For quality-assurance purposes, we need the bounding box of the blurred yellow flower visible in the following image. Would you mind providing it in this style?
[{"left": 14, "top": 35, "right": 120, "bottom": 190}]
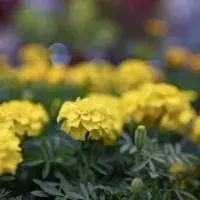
[
  {"left": 46, "top": 67, "right": 68, "bottom": 84},
  {"left": 57, "top": 97, "right": 116, "bottom": 141},
  {"left": 67, "top": 60, "right": 115, "bottom": 93},
  {"left": 169, "top": 163, "right": 195, "bottom": 175},
  {"left": 189, "top": 53, "right": 200, "bottom": 73},
  {"left": 0, "top": 55, "right": 15, "bottom": 80},
  {"left": 165, "top": 47, "right": 189, "bottom": 68},
  {"left": 144, "top": 19, "right": 167, "bottom": 37},
  {"left": 4, "top": 100, "right": 49, "bottom": 137},
  {"left": 18, "top": 44, "right": 49, "bottom": 66},
  {"left": 122, "top": 83, "right": 195, "bottom": 133},
  {"left": 0, "top": 128, "right": 22, "bottom": 175},
  {"left": 116, "top": 59, "right": 156, "bottom": 92},
  {"left": 87, "top": 93, "right": 124, "bottom": 144},
  {"left": 190, "top": 116, "right": 200, "bottom": 144},
  {"left": 17, "top": 64, "right": 48, "bottom": 83}
]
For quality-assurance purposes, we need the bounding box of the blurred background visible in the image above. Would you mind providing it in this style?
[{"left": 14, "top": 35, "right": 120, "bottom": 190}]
[{"left": 0, "top": 0, "right": 200, "bottom": 68}]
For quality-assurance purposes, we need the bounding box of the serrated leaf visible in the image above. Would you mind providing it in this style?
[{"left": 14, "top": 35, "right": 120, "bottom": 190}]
[
  {"left": 149, "top": 172, "right": 159, "bottom": 179},
  {"left": 0, "top": 175, "right": 15, "bottom": 181},
  {"left": 133, "top": 160, "right": 149, "bottom": 172},
  {"left": 80, "top": 183, "right": 89, "bottom": 199},
  {"left": 22, "top": 160, "right": 45, "bottom": 167},
  {"left": 149, "top": 160, "right": 155, "bottom": 172},
  {"left": 33, "top": 179, "right": 62, "bottom": 196},
  {"left": 129, "top": 146, "right": 137, "bottom": 154},
  {"left": 120, "top": 143, "right": 130, "bottom": 154},
  {"left": 87, "top": 182, "right": 97, "bottom": 199},
  {"left": 42, "top": 161, "right": 50, "bottom": 179},
  {"left": 153, "top": 157, "right": 167, "bottom": 165},
  {"left": 92, "top": 165, "right": 107, "bottom": 176},
  {"left": 67, "top": 191, "right": 85, "bottom": 200},
  {"left": 175, "top": 190, "right": 184, "bottom": 200},
  {"left": 179, "top": 190, "right": 198, "bottom": 200},
  {"left": 31, "top": 190, "right": 48, "bottom": 198}
]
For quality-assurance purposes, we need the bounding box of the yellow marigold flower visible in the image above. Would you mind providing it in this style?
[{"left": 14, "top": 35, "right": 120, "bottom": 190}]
[
  {"left": 18, "top": 44, "right": 49, "bottom": 66},
  {"left": 0, "top": 128, "right": 22, "bottom": 175},
  {"left": 169, "top": 163, "right": 195, "bottom": 175},
  {"left": 122, "top": 83, "right": 195, "bottom": 133},
  {"left": 0, "top": 55, "right": 15, "bottom": 80},
  {"left": 87, "top": 93, "right": 124, "bottom": 144},
  {"left": 116, "top": 59, "right": 156, "bottom": 92},
  {"left": 165, "top": 47, "right": 189, "bottom": 68},
  {"left": 57, "top": 98, "right": 116, "bottom": 141},
  {"left": 46, "top": 67, "right": 69, "bottom": 84},
  {"left": 0, "top": 104, "right": 14, "bottom": 131},
  {"left": 3, "top": 100, "right": 49, "bottom": 137},
  {"left": 144, "top": 19, "right": 167, "bottom": 37},
  {"left": 189, "top": 53, "right": 200, "bottom": 73},
  {"left": 190, "top": 116, "right": 200, "bottom": 144},
  {"left": 67, "top": 60, "right": 115, "bottom": 93},
  {"left": 181, "top": 90, "right": 198, "bottom": 103},
  {"left": 17, "top": 64, "right": 48, "bottom": 83}
]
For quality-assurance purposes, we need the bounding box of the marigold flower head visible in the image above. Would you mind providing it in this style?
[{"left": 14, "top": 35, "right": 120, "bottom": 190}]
[
  {"left": 46, "top": 67, "right": 69, "bottom": 84},
  {"left": 17, "top": 64, "right": 48, "bottom": 83},
  {"left": 169, "top": 163, "right": 195, "bottom": 175},
  {"left": 3, "top": 100, "right": 49, "bottom": 137},
  {"left": 0, "top": 128, "right": 22, "bottom": 175},
  {"left": 144, "top": 19, "right": 167, "bottom": 37},
  {"left": 57, "top": 97, "right": 116, "bottom": 141},
  {"left": 115, "top": 59, "right": 156, "bottom": 92},
  {"left": 87, "top": 93, "right": 124, "bottom": 144},
  {"left": 18, "top": 44, "right": 49, "bottom": 66},
  {"left": 165, "top": 47, "right": 189, "bottom": 68},
  {"left": 122, "top": 83, "right": 195, "bottom": 133},
  {"left": 0, "top": 104, "right": 14, "bottom": 131},
  {"left": 67, "top": 61, "right": 115, "bottom": 93}
]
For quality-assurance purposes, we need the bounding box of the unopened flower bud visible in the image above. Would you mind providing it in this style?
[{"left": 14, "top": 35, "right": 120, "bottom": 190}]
[
  {"left": 131, "top": 177, "right": 144, "bottom": 194},
  {"left": 135, "top": 125, "right": 146, "bottom": 150}
]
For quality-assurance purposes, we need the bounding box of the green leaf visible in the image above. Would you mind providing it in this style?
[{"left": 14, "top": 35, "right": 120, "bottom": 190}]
[
  {"left": 42, "top": 161, "right": 51, "bottom": 179},
  {"left": 67, "top": 191, "right": 85, "bottom": 200},
  {"left": 179, "top": 190, "right": 198, "bottom": 200},
  {"left": 33, "top": 179, "right": 62, "bottom": 196},
  {"left": 31, "top": 190, "right": 48, "bottom": 198},
  {"left": 22, "top": 160, "right": 45, "bottom": 167},
  {"left": 55, "top": 197, "right": 66, "bottom": 200},
  {"left": 149, "top": 160, "right": 155, "bottom": 172},
  {"left": 149, "top": 172, "right": 159, "bottom": 179},
  {"left": 92, "top": 165, "right": 107, "bottom": 176},
  {"left": 80, "top": 183, "right": 89, "bottom": 199},
  {"left": 133, "top": 160, "right": 149, "bottom": 172},
  {"left": 0, "top": 175, "right": 15, "bottom": 181},
  {"left": 175, "top": 190, "right": 184, "bottom": 200},
  {"left": 87, "top": 182, "right": 97, "bottom": 199}
]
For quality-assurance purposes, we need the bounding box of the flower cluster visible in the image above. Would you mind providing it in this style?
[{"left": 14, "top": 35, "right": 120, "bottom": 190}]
[
  {"left": 122, "top": 83, "right": 196, "bottom": 133},
  {"left": 190, "top": 116, "right": 200, "bottom": 144},
  {"left": 87, "top": 93, "right": 123, "bottom": 144},
  {"left": 0, "top": 105, "right": 22, "bottom": 175},
  {"left": 3, "top": 100, "right": 49, "bottom": 137},
  {"left": 115, "top": 59, "right": 156, "bottom": 92},
  {"left": 57, "top": 97, "right": 117, "bottom": 142},
  {"left": 0, "top": 128, "right": 22, "bottom": 175},
  {"left": 67, "top": 60, "right": 115, "bottom": 93}
]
